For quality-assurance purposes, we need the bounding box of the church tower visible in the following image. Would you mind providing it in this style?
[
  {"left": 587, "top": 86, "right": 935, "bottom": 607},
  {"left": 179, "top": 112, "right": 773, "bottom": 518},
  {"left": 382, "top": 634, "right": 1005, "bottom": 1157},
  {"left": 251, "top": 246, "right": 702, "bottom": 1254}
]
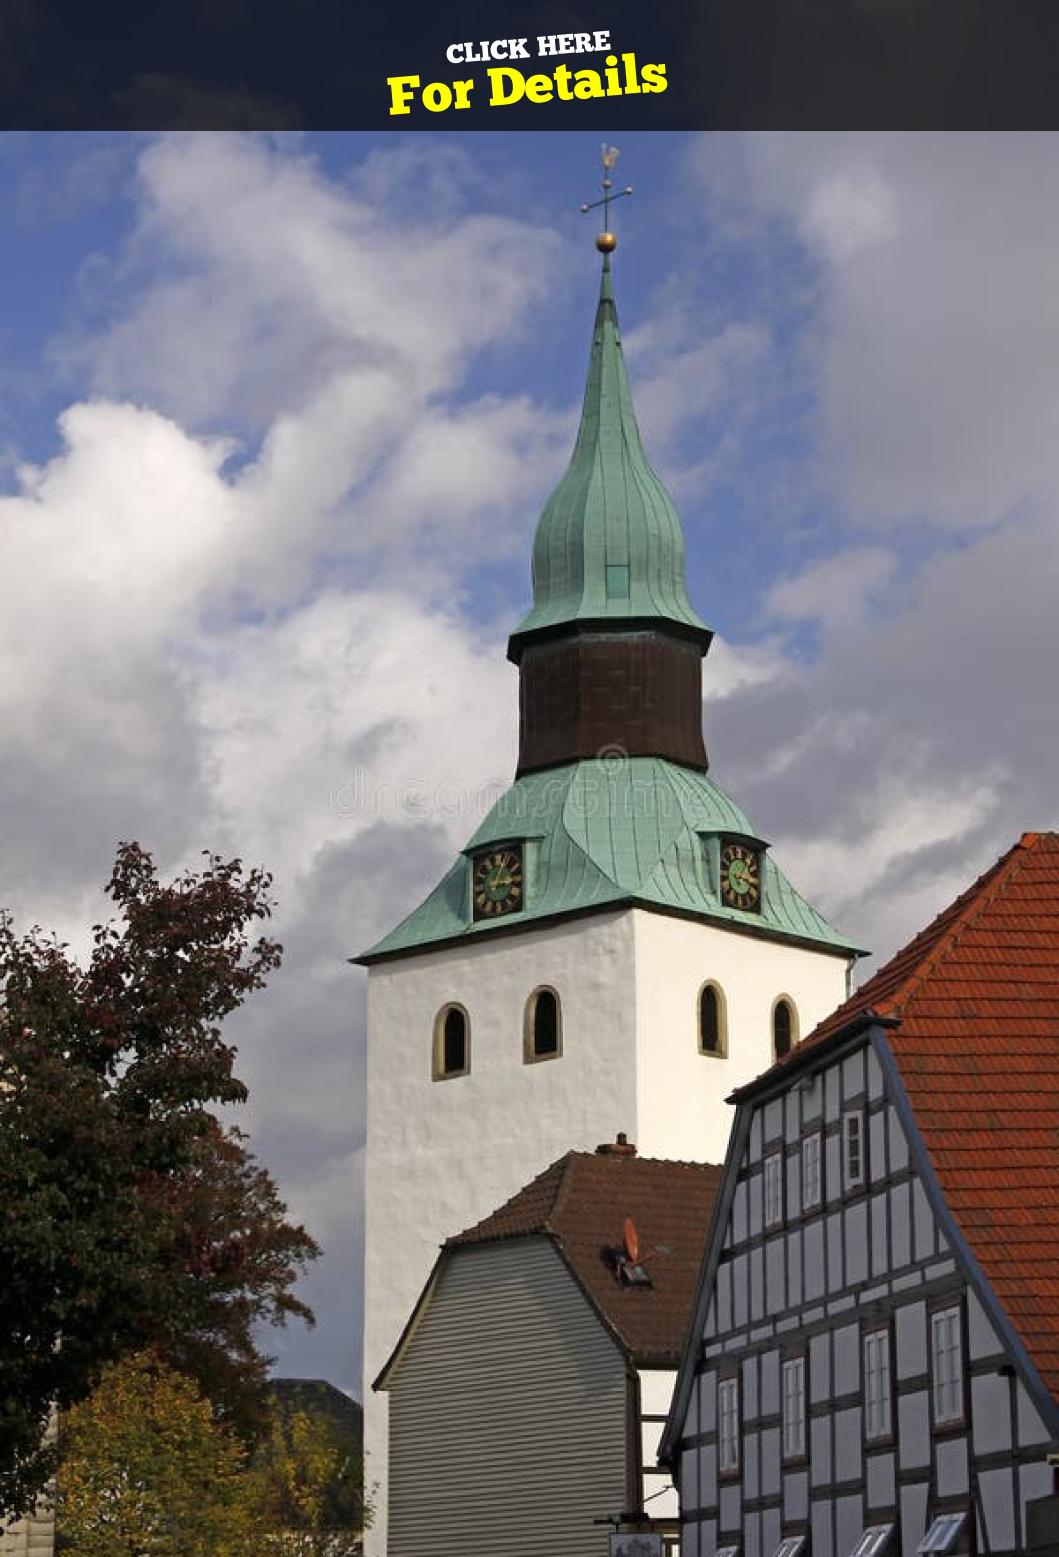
[{"left": 357, "top": 225, "right": 862, "bottom": 1551}]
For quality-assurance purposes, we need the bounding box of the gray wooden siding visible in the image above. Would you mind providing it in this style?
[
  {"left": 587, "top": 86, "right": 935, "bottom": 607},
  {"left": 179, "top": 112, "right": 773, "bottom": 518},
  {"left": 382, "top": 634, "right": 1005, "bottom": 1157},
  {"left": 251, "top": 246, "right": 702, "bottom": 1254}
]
[
  {"left": 387, "top": 1237, "right": 629, "bottom": 1556},
  {"left": 673, "top": 1039, "right": 1057, "bottom": 1557}
]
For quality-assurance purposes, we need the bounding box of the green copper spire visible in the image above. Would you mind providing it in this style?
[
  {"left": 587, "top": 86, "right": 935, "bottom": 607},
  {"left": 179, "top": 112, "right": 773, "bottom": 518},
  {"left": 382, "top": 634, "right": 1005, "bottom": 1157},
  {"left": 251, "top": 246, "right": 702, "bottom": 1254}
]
[{"left": 508, "top": 254, "right": 712, "bottom": 661}]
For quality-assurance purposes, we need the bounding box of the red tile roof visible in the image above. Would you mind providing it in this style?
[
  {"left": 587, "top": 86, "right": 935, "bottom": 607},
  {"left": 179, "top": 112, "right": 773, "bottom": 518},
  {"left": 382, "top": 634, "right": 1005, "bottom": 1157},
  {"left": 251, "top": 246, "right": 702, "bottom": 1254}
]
[
  {"left": 449, "top": 1147, "right": 723, "bottom": 1366},
  {"left": 742, "top": 831, "right": 1059, "bottom": 1402}
]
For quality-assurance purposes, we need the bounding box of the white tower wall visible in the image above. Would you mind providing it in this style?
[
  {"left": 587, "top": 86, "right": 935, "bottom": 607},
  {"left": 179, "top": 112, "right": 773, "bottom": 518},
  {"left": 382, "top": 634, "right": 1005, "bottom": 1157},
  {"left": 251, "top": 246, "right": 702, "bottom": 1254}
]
[{"left": 362, "top": 905, "right": 851, "bottom": 1552}]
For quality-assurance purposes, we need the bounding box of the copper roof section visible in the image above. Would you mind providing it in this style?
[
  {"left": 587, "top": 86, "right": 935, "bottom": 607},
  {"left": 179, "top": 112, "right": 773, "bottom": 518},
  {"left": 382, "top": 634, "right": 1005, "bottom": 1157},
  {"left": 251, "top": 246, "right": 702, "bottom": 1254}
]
[
  {"left": 449, "top": 1147, "right": 723, "bottom": 1366},
  {"left": 736, "top": 831, "right": 1059, "bottom": 1402}
]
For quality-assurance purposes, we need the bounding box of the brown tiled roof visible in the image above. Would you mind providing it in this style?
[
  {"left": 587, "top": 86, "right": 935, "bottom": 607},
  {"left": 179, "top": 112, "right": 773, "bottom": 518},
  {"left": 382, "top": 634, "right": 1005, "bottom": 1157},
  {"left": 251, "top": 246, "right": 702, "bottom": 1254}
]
[
  {"left": 449, "top": 1148, "right": 723, "bottom": 1366},
  {"left": 740, "top": 831, "right": 1059, "bottom": 1402}
]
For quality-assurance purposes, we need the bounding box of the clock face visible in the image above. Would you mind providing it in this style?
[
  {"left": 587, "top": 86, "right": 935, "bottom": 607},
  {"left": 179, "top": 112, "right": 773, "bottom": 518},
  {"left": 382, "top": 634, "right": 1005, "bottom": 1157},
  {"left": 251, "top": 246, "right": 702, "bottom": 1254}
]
[
  {"left": 719, "top": 841, "right": 762, "bottom": 913},
  {"left": 472, "top": 846, "right": 524, "bottom": 921}
]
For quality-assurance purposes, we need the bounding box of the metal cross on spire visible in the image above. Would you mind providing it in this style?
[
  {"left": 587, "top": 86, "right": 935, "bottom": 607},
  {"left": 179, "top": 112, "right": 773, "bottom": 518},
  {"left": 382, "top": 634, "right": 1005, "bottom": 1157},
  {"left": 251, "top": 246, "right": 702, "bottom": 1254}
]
[{"left": 580, "top": 144, "right": 634, "bottom": 253}]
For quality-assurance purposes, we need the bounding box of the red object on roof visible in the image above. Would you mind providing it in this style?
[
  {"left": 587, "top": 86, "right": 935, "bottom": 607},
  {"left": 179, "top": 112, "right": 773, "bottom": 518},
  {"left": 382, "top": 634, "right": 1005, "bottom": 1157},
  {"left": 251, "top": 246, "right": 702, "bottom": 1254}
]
[
  {"left": 741, "top": 831, "right": 1059, "bottom": 1401},
  {"left": 448, "top": 1148, "right": 722, "bottom": 1365}
]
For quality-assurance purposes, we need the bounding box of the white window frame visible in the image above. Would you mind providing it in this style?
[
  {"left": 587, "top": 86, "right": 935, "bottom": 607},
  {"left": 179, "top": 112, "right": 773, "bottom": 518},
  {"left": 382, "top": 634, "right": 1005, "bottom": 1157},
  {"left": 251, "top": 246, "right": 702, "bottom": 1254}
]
[
  {"left": 801, "top": 1130, "right": 822, "bottom": 1209},
  {"left": 851, "top": 1527, "right": 894, "bottom": 1557},
  {"left": 764, "top": 1152, "right": 785, "bottom": 1229},
  {"left": 864, "top": 1328, "right": 892, "bottom": 1440},
  {"left": 931, "top": 1306, "right": 964, "bottom": 1425},
  {"left": 781, "top": 1357, "right": 806, "bottom": 1460},
  {"left": 918, "top": 1513, "right": 968, "bottom": 1554},
  {"left": 843, "top": 1109, "right": 865, "bottom": 1190},
  {"left": 718, "top": 1377, "right": 740, "bottom": 1473}
]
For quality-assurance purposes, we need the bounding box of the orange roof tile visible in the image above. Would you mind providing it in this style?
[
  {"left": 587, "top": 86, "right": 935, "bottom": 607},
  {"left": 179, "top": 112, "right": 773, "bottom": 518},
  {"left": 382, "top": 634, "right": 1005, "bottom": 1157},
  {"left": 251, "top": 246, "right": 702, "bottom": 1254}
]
[
  {"left": 449, "top": 1146, "right": 723, "bottom": 1365},
  {"left": 741, "top": 831, "right": 1059, "bottom": 1402}
]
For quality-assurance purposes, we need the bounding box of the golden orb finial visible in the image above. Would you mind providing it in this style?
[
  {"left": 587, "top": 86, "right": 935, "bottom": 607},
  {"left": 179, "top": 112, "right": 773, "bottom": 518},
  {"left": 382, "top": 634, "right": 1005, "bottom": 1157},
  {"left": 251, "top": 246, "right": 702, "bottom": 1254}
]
[{"left": 580, "top": 146, "right": 633, "bottom": 254}]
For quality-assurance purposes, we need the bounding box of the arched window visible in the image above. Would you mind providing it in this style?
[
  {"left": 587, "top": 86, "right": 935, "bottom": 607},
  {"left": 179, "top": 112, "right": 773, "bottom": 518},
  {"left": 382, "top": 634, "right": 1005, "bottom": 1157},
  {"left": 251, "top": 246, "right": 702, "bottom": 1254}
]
[
  {"left": 698, "top": 982, "right": 727, "bottom": 1057},
  {"left": 433, "top": 1004, "right": 470, "bottom": 1080},
  {"left": 524, "top": 987, "right": 562, "bottom": 1063},
  {"left": 773, "top": 997, "right": 798, "bottom": 1061}
]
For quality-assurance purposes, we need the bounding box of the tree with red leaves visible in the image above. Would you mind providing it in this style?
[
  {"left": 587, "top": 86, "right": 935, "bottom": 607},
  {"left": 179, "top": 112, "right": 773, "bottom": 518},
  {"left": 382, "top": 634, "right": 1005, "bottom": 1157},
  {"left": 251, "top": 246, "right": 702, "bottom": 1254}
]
[{"left": 0, "top": 842, "right": 319, "bottom": 1519}]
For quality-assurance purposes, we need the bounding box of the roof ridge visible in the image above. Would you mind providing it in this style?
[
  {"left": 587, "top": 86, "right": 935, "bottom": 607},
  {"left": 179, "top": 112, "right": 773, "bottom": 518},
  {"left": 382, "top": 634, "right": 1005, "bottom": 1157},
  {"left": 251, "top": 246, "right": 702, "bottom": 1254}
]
[
  {"left": 544, "top": 1151, "right": 580, "bottom": 1233},
  {"left": 878, "top": 836, "right": 1035, "bottom": 1018}
]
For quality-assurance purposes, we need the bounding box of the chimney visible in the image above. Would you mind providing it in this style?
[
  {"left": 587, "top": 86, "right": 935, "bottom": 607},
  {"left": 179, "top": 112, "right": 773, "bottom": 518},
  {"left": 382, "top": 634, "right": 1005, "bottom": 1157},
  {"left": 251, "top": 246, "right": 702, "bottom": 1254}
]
[{"left": 596, "top": 1132, "right": 636, "bottom": 1157}]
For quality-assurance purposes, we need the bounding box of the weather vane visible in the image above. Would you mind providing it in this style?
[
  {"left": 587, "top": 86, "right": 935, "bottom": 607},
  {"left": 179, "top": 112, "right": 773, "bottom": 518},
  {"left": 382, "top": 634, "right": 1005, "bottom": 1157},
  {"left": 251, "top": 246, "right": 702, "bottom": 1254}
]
[{"left": 580, "top": 144, "right": 634, "bottom": 253}]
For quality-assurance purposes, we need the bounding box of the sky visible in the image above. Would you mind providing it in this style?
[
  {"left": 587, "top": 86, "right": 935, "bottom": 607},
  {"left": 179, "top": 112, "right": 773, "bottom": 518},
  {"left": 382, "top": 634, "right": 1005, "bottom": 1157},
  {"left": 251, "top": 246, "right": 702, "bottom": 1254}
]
[{"left": 2, "top": 130, "right": 1058, "bottom": 1398}]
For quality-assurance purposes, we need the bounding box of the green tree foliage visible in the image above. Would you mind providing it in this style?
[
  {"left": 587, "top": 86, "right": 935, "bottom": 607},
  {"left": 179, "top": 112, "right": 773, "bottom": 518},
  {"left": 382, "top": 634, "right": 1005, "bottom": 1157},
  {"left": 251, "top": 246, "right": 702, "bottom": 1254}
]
[
  {"left": 0, "top": 843, "right": 320, "bottom": 1518},
  {"left": 256, "top": 1404, "right": 368, "bottom": 1554},
  {"left": 57, "top": 1351, "right": 266, "bottom": 1557}
]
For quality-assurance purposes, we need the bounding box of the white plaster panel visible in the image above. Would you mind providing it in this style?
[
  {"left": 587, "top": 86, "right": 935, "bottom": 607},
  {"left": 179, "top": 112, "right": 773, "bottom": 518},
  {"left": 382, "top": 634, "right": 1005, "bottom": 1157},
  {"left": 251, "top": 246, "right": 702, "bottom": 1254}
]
[
  {"left": 912, "top": 1180, "right": 935, "bottom": 1263},
  {"left": 761, "top": 1504, "right": 782, "bottom": 1557},
  {"left": 835, "top": 1407, "right": 862, "bottom": 1482},
  {"left": 890, "top": 1183, "right": 911, "bottom": 1272},
  {"left": 936, "top": 1436, "right": 968, "bottom": 1498},
  {"left": 842, "top": 1052, "right": 865, "bottom": 1103},
  {"left": 760, "top": 1426, "right": 781, "bottom": 1497},
  {"left": 845, "top": 1201, "right": 869, "bottom": 1287},
  {"left": 750, "top": 1113, "right": 763, "bottom": 1163},
  {"left": 742, "top": 1354, "right": 760, "bottom": 1422},
  {"left": 744, "top": 1509, "right": 761, "bottom": 1557},
  {"left": 743, "top": 1431, "right": 760, "bottom": 1500},
  {"left": 786, "top": 1151, "right": 802, "bottom": 1221},
  {"left": 837, "top": 1496, "right": 864, "bottom": 1557},
  {"left": 766, "top": 1238, "right": 785, "bottom": 1316},
  {"left": 640, "top": 1368, "right": 677, "bottom": 1417},
  {"left": 751, "top": 1246, "right": 765, "bottom": 1323},
  {"left": 825, "top": 1066, "right": 841, "bottom": 1124},
  {"left": 900, "top": 1482, "right": 929, "bottom": 1557},
  {"left": 867, "top": 1047, "right": 884, "bottom": 1101},
  {"left": 720, "top": 1484, "right": 741, "bottom": 1533},
  {"left": 750, "top": 1171, "right": 764, "bottom": 1238},
  {"left": 733, "top": 1180, "right": 749, "bottom": 1244},
  {"left": 788, "top": 1230, "right": 803, "bottom": 1309},
  {"left": 681, "top": 1448, "right": 700, "bottom": 1510},
  {"left": 834, "top": 1324, "right": 860, "bottom": 1396},
  {"left": 785, "top": 1091, "right": 800, "bottom": 1144},
  {"left": 887, "top": 1106, "right": 909, "bottom": 1173},
  {"left": 827, "top": 1212, "right": 843, "bottom": 1292},
  {"left": 1020, "top": 1459, "right": 1055, "bottom": 1506},
  {"left": 967, "top": 1288, "right": 1000, "bottom": 1361},
  {"left": 699, "top": 1517, "right": 718, "bottom": 1557},
  {"left": 761, "top": 1351, "right": 780, "bottom": 1419},
  {"left": 1017, "top": 1382, "right": 1052, "bottom": 1447},
  {"left": 700, "top": 1445, "right": 718, "bottom": 1511},
  {"left": 683, "top": 1521, "right": 701, "bottom": 1557},
  {"left": 733, "top": 1253, "right": 749, "bottom": 1329},
  {"left": 802, "top": 1075, "right": 823, "bottom": 1122},
  {"left": 704, "top": 1296, "right": 717, "bottom": 1340},
  {"left": 699, "top": 1370, "right": 717, "bottom": 1435},
  {"left": 897, "top": 1390, "right": 930, "bottom": 1468},
  {"left": 811, "top": 1498, "right": 833, "bottom": 1557},
  {"left": 871, "top": 1192, "right": 889, "bottom": 1280},
  {"left": 979, "top": 1467, "right": 1016, "bottom": 1552},
  {"left": 972, "top": 1372, "right": 1013, "bottom": 1456},
  {"left": 869, "top": 1110, "right": 887, "bottom": 1186},
  {"left": 764, "top": 1098, "right": 784, "bottom": 1144},
  {"left": 718, "top": 1263, "right": 733, "bottom": 1333},
  {"left": 825, "top": 1133, "right": 842, "bottom": 1205},
  {"left": 784, "top": 1470, "right": 809, "bottom": 1523},
  {"left": 865, "top": 1450, "right": 895, "bottom": 1512},
  {"left": 804, "top": 1221, "right": 825, "bottom": 1302},
  {"left": 810, "top": 1332, "right": 831, "bottom": 1403},
  {"left": 810, "top": 1415, "right": 831, "bottom": 1486}
]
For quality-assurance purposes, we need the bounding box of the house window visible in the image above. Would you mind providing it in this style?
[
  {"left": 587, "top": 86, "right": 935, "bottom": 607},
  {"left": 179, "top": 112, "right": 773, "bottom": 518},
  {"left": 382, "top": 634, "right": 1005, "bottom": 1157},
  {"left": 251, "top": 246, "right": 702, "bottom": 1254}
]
[
  {"left": 433, "top": 1004, "right": 469, "bottom": 1080},
  {"left": 524, "top": 987, "right": 561, "bottom": 1062},
  {"left": 718, "top": 1377, "right": 740, "bottom": 1473},
  {"left": 765, "top": 1153, "right": 785, "bottom": 1228},
  {"left": 864, "top": 1329, "right": 892, "bottom": 1440},
  {"left": 781, "top": 1357, "right": 806, "bottom": 1460},
  {"left": 773, "top": 998, "right": 797, "bottom": 1059},
  {"left": 802, "top": 1131, "right": 822, "bottom": 1209},
  {"left": 918, "top": 1513, "right": 968, "bottom": 1554},
  {"left": 698, "top": 982, "right": 727, "bottom": 1056},
  {"left": 843, "top": 1110, "right": 865, "bottom": 1189},
  {"left": 850, "top": 1527, "right": 894, "bottom": 1557},
  {"left": 931, "top": 1307, "right": 964, "bottom": 1425},
  {"left": 774, "top": 1540, "right": 807, "bottom": 1557}
]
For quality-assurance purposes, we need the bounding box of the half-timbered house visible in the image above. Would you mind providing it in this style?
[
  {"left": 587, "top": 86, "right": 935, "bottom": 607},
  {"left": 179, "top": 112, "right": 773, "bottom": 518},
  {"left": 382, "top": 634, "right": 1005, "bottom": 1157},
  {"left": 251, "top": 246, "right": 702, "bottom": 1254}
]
[
  {"left": 661, "top": 831, "right": 1059, "bottom": 1557},
  {"left": 376, "top": 1139, "right": 722, "bottom": 1557}
]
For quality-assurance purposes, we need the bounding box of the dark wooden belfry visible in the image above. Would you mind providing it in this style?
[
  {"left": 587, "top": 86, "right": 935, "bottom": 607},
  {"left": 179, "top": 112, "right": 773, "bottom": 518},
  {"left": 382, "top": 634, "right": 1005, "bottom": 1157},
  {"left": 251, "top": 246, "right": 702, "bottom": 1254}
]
[{"left": 507, "top": 186, "right": 713, "bottom": 777}]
